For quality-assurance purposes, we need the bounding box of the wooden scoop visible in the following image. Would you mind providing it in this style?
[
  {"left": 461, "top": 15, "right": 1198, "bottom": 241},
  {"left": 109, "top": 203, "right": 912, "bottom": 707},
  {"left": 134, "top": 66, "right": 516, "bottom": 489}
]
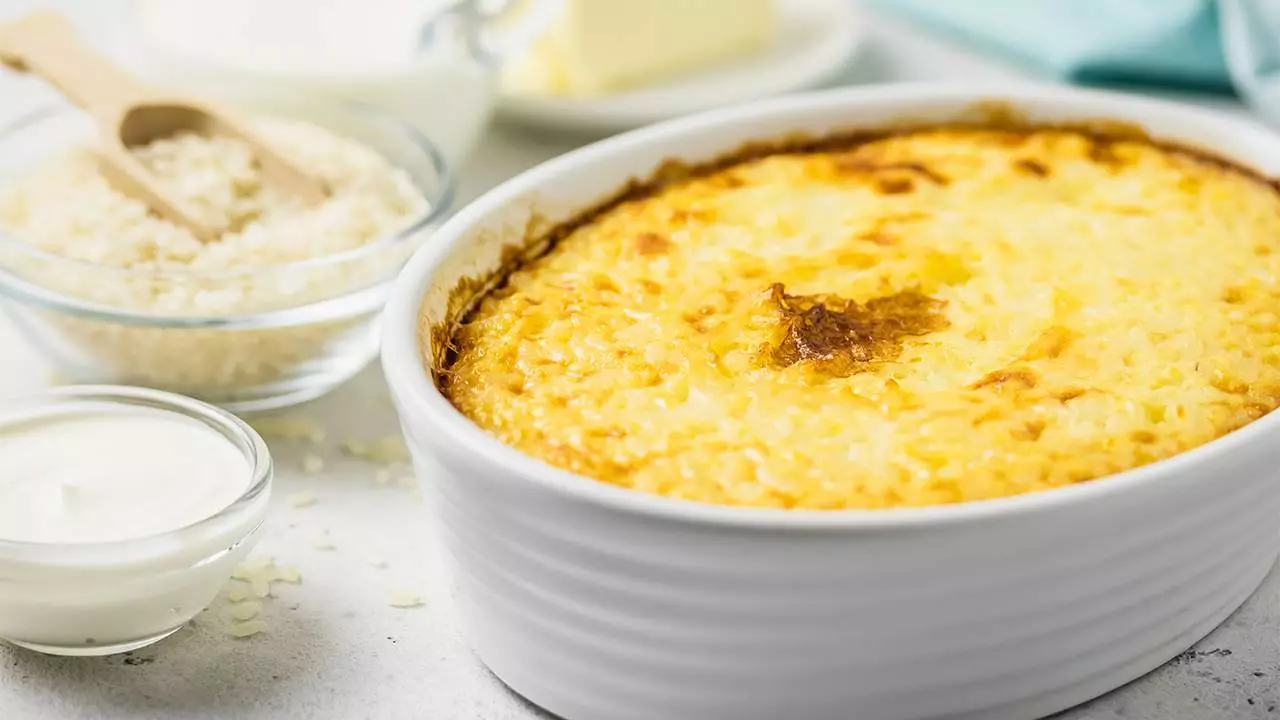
[{"left": 0, "top": 10, "right": 328, "bottom": 241}]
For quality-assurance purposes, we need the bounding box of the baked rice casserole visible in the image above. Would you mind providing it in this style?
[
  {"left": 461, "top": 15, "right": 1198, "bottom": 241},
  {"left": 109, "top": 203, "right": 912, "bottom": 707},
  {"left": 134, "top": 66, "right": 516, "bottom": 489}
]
[{"left": 438, "top": 125, "right": 1280, "bottom": 510}]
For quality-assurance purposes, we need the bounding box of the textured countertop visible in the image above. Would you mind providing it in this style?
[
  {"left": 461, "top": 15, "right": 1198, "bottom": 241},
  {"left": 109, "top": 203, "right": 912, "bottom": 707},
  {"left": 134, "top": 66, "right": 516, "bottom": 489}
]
[{"left": 1, "top": 1, "right": 1278, "bottom": 718}]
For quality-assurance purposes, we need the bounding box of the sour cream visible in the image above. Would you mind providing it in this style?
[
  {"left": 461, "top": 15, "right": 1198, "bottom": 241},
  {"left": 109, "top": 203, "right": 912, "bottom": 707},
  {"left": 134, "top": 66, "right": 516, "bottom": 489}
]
[
  {"left": 0, "top": 387, "right": 271, "bottom": 656},
  {"left": 0, "top": 408, "right": 250, "bottom": 544}
]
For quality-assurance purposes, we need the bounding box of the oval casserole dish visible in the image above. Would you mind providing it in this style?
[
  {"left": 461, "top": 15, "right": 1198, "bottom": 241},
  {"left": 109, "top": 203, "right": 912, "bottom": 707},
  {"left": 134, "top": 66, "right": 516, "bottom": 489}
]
[{"left": 382, "top": 84, "right": 1280, "bottom": 720}]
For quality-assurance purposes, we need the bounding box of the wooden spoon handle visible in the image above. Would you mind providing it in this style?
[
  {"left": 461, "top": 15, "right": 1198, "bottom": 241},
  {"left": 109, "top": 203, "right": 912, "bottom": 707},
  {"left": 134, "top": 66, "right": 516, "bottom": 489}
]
[{"left": 0, "top": 11, "right": 152, "bottom": 122}]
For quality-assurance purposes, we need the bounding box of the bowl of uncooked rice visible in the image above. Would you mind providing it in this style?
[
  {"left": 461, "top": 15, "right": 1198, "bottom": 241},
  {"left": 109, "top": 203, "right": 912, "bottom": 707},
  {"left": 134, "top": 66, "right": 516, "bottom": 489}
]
[{"left": 0, "top": 97, "right": 451, "bottom": 411}]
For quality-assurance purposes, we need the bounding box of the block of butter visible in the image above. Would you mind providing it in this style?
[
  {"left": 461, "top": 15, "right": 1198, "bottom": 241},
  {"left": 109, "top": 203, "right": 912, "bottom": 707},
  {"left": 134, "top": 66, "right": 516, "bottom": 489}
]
[{"left": 506, "top": 0, "right": 776, "bottom": 96}]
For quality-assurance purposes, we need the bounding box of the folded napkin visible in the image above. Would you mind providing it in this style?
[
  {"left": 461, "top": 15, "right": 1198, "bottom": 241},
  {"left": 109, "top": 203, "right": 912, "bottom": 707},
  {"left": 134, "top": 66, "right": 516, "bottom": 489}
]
[
  {"left": 1220, "top": 0, "right": 1280, "bottom": 120},
  {"left": 868, "top": 0, "right": 1233, "bottom": 92}
]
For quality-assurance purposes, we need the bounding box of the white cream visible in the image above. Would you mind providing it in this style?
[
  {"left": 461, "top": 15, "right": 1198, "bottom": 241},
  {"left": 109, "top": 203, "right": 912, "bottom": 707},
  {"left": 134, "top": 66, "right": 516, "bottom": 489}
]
[
  {"left": 0, "top": 408, "right": 250, "bottom": 544},
  {"left": 133, "top": 0, "right": 433, "bottom": 75},
  {"left": 126, "top": 0, "right": 498, "bottom": 165},
  {"left": 0, "top": 390, "right": 271, "bottom": 656}
]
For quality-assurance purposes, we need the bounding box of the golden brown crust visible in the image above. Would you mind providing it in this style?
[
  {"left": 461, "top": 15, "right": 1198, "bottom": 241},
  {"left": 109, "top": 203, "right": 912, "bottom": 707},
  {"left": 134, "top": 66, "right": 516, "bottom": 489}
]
[
  {"left": 429, "top": 115, "right": 1275, "bottom": 381},
  {"left": 766, "top": 284, "right": 948, "bottom": 377},
  {"left": 427, "top": 115, "right": 1280, "bottom": 511}
]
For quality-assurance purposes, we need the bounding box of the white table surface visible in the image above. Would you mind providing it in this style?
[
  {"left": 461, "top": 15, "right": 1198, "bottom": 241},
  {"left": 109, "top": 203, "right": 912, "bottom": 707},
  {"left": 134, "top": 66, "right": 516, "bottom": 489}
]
[{"left": 1, "top": 2, "right": 1278, "bottom": 718}]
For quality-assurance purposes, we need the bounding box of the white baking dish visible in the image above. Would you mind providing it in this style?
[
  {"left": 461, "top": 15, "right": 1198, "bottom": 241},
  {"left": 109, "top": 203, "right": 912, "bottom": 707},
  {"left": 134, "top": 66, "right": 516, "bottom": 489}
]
[{"left": 381, "top": 83, "right": 1280, "bottom": 720}]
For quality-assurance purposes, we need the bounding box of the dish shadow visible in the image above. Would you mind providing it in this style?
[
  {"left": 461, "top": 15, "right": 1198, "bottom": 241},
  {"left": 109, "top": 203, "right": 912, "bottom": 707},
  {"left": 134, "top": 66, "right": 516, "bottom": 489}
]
[{"left": 477, "top": 655, "right": 563, "bottom": 720}]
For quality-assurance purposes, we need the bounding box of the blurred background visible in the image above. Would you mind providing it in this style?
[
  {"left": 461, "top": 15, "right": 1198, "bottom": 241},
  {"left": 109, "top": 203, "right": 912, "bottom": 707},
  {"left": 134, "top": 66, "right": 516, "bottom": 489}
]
[{"left": 1, "top": 0, "right": 1271, "bottom": 208}]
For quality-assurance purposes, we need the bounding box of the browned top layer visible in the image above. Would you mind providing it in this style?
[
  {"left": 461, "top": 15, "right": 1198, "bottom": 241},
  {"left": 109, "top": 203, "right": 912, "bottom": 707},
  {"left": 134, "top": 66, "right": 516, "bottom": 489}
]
[{"left": 429, "top": 119, "right": 1280, "bottom": 511}]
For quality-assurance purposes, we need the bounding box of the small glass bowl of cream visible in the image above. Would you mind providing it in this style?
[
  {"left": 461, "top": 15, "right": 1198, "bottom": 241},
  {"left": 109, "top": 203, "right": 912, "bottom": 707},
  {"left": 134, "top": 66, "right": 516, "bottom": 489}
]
[{"left": 0, "top": 385, "right": 271, "bottom": 656}]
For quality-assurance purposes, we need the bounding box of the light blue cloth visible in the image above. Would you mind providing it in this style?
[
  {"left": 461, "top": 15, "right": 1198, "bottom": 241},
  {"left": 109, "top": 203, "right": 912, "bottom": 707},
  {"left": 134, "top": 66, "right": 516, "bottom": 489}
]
[
  {"left": 870, "top": 0, "right": 1280, "bottom": 121},
  {"left": 868, "top": 0, "right": 1233, "bottom": 92},
  {"left": 869, "top": 0, "right": 1280, "bottom": 124},
  {"left": 1220, "top": 0, "right": 1280, "bottom": 121}
]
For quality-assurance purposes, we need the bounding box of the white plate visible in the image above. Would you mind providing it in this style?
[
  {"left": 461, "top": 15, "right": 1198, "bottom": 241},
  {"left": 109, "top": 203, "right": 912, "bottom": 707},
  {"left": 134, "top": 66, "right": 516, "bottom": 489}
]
[{"left": 497, "top": 0, "right": 863, "bottom": 134}]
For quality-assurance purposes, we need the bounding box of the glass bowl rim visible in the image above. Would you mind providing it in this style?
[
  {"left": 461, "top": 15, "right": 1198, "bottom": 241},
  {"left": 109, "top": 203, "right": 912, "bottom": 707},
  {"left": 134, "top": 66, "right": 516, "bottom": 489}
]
[{"left": 0, "top": 384, "right": 272, "bottom": 558}]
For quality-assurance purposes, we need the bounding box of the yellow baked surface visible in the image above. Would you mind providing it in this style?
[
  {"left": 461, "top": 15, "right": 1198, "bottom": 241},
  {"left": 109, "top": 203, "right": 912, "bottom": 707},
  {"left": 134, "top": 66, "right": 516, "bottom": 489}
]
[{"left": 441, "top": 127, "right": 1280, "bottom": 510}]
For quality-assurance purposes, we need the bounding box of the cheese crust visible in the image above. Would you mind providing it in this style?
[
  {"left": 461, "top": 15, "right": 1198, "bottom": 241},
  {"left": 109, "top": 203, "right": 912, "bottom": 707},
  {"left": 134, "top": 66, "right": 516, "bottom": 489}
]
[{"left": 441, "top": 127, "right": 1280, "bottom": 510}]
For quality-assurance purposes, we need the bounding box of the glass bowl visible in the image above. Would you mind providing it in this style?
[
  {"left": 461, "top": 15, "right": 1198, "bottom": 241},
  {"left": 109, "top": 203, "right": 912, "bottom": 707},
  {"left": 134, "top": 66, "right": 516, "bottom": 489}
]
[
  {"left": 0, "top": 385, "right": 272, "bottom": 656},
  {"left": 0, "top": 98, "right": 453, "bottom": 412}
]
